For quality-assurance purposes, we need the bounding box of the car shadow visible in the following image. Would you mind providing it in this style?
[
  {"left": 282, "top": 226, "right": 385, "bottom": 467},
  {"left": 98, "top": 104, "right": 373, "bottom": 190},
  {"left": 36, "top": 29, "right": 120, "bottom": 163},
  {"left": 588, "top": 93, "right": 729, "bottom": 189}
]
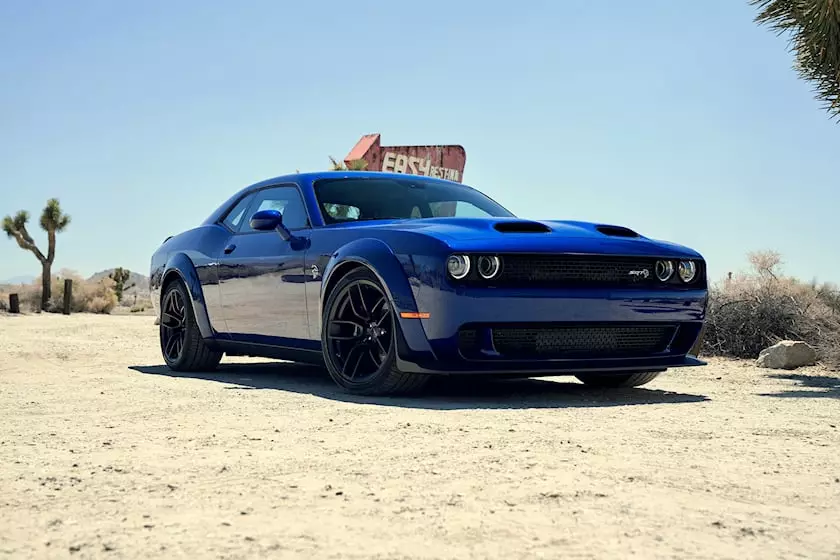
[
  {"left": 759, "top": 372, "right": 840, "bottom": 399},
  {"left": 128, "top": 361, "right": 709, "bottom": 410}
]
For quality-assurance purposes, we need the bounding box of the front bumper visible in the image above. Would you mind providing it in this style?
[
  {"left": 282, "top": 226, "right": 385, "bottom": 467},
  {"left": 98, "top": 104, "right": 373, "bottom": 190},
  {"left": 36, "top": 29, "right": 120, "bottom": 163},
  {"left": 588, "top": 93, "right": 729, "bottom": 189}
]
[{"left": 395, "top": 285, "right": 707, "bottom": 375}]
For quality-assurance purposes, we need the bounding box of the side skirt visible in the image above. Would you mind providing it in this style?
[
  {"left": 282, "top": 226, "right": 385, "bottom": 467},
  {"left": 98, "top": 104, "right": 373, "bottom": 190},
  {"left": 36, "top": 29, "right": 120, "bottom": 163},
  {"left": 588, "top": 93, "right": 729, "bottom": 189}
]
[{"left": 216, "top": 340, "right": 326, "bottom": 366}]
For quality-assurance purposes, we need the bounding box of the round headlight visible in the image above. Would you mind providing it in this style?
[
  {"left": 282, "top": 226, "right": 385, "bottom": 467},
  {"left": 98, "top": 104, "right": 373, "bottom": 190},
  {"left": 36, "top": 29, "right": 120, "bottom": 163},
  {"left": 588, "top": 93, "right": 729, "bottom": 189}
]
[
  {"left": 678, "top": 260, "right": 697, "bottom": 283},
  {"left": 655, "top": 260, "right": 674, "bottom": 282},
  {"left": 446, "top": 254, "right": 471, "bottom": 279},
  {"left": 477, "top": 255, "right": 501, "bottom": 279}
]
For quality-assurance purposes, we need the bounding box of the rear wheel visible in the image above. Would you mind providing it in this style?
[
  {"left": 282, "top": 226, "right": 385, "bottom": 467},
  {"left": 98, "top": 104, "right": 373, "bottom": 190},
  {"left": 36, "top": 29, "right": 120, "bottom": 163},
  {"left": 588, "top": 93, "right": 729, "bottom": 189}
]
[
  {"left": 321, "top": 267, "right": 428, "bottom": 395},
  {"left": 574, "top": 371, "right": 662, "bottom": 388},
  {"left": 159, "top": 279, "right": 223, "bottom": 372}
]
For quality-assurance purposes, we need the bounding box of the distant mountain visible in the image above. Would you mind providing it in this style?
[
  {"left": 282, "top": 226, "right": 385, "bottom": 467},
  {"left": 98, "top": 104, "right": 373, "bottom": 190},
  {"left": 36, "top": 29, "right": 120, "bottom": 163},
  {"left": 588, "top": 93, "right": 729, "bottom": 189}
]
[
  {"left": 0, "top": 275, "right": 36, "bottom": 285},
  {"left": 88, "top": 269, "right": 150, "bottom": 294}
]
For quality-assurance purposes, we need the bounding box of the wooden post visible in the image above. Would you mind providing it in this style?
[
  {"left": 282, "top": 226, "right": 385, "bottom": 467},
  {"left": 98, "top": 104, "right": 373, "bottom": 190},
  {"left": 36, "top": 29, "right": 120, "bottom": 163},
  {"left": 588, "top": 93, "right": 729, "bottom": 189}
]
[
  {"left": 9, "top": 293, "right": 20, "bottom": 314},
  {"left": 63, "top": 279, "right": 72, "bottom": 315}
]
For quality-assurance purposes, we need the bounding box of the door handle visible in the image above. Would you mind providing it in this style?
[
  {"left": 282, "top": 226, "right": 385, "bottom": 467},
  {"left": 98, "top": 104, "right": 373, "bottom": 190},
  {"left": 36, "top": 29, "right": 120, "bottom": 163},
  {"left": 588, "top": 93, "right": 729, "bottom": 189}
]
[{"left": 223, "top": 244, "right": 236, "bottom": 254}]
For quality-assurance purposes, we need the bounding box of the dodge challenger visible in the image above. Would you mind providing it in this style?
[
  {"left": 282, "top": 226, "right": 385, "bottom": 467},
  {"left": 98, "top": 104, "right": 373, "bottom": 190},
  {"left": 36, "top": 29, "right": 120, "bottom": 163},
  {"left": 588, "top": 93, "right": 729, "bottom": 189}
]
[{"left": 149, "top": 171, "right": 707, "bottom": 395}]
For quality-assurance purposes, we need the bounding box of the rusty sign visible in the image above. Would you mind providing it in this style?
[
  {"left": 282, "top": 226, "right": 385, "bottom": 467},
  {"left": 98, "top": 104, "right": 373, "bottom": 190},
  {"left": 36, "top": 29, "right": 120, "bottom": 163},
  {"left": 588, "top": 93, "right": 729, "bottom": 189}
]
[{"left": 343, "top": 133, "right": 467, "bottom": 182}]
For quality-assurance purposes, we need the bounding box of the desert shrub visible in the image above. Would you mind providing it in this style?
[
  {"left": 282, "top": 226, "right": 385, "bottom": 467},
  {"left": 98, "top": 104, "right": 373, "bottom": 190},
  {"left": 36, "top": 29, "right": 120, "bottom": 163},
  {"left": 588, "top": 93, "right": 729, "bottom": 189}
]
[
  {"left": 130, "top": 297, "right": 153, "bottom": 313},
  {"left": 87, "top": 295, "right": 116, "bottom": 314},
  {"left": 0, "top": 296, "right": 7, "bottom": 312},
  {"left": 19, "top": 269, "right": 118, "bottom": 314},
  {"left": 703, "top": 251, "right": 840, "bottom": 369}
]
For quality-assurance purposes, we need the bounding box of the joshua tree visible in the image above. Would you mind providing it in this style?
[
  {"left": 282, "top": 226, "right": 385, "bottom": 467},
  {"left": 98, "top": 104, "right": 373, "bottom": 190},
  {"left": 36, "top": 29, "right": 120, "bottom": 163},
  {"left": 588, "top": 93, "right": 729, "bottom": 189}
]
[
  {"left": 750, "top": 0, "right": 840, "bottom": 120},
  {"left": 109, "top": 267, "right": 136, "bottom": 303},
  {"left": 2, "top": 198, "right": 71, "bottom": 310},
  {"left": 329, "top": 155, "right": 368, "bottom": 171}
]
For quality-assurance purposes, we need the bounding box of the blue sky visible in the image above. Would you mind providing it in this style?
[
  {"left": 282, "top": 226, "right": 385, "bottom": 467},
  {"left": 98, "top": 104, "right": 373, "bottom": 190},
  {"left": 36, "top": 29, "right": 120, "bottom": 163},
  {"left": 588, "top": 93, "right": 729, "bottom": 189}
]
[{"left": 1, "top": 0, "right": 838, "bottom": 284}]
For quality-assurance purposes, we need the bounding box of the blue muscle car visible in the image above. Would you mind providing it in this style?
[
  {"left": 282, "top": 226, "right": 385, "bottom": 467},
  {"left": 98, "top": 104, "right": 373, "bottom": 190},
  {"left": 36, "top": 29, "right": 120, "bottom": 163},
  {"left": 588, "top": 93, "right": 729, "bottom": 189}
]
[{"left": 149, "top": 171, "right": 707, "bottom": 395}]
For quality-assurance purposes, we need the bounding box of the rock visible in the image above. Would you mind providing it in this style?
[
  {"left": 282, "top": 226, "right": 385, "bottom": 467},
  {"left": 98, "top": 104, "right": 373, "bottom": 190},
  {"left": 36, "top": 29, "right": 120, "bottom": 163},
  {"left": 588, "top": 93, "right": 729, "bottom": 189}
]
[{"left": 756, "top": 340, "right": 816, "bottom": 369}]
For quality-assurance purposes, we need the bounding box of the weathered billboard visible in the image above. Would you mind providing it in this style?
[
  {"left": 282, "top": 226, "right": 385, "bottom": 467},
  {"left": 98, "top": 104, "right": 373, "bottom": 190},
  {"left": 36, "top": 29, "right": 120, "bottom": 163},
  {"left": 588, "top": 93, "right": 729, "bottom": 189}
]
[{"left": 343, "top": 133, "right": 467, "bottom": 183}]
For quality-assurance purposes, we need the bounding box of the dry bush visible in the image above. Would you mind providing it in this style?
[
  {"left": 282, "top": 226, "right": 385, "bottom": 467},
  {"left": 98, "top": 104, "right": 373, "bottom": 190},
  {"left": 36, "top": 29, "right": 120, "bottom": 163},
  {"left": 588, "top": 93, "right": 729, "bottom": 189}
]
[
  {"left": 19, "top": 269, "right": 118, "bottom": 314},
  {"left": 130, "top": 297, "right": 153, "bottom": 313},
  {"left": 704, "top": 251, "right": 840, "bottom": 369}
]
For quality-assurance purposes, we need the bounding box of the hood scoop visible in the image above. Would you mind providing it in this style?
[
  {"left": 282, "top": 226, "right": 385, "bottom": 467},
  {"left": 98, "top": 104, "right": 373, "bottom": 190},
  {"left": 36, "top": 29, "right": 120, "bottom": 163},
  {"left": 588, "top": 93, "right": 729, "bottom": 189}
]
[
  {"left": 493, "top": 221, "right": 551, "bottom": 233},
  {"left": 596, "top": 225, "right": 639, "bottom": 238}
]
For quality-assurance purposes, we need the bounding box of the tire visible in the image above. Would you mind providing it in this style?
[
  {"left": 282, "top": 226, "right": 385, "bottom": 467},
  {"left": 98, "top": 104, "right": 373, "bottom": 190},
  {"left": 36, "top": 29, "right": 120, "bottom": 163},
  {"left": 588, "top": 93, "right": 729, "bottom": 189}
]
[
  {"left": 321, "top": 267, "right": 428, "bottom": 396},
  {"left": 159, "top": 279, "right": 223, "bottom": 372},
  {"left": 574, "top": 371, "right": 662, "bottom": 388}
]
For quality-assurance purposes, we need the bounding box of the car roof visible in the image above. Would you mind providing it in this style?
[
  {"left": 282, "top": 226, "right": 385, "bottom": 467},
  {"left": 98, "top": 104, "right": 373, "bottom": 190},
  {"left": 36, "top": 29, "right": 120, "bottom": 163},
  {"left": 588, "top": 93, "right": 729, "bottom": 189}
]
[
  {"left": 201, "top": 171, "right": 471, "bottom": 227},
  {"left": 247, "top": 170, "right": 467, "bottom": 190}
]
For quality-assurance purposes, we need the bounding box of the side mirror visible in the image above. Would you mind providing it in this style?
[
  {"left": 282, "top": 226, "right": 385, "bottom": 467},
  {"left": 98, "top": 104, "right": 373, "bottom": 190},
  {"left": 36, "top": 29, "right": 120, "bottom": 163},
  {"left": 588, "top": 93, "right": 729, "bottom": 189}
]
[{"left": 249, "top": 209, "right": 293, "bottom": 241}]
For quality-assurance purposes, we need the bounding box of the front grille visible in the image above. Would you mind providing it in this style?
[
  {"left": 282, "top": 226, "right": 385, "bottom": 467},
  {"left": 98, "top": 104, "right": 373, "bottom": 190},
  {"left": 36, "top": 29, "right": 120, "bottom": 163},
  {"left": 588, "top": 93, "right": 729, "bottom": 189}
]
[
  {"left": 458, "top": 324, "right": 677, "bottom": 360},
  {"left": 499, "top": 255, "right": 663, "bottom": 287}
]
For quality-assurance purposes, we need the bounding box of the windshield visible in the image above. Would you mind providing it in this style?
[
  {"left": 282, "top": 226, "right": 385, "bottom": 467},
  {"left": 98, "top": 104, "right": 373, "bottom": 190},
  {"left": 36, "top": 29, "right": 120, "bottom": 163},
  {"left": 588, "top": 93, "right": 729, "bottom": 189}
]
[{"left": 313, "top": 177, "right": 515, "bottom": 224}]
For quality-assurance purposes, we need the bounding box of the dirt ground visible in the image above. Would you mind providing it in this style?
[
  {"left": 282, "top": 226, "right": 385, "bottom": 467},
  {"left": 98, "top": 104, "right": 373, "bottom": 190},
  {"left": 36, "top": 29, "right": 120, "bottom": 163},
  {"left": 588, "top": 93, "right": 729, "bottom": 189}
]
[{"left": 1, "top": 314, "right": 838, "bottom": 559}]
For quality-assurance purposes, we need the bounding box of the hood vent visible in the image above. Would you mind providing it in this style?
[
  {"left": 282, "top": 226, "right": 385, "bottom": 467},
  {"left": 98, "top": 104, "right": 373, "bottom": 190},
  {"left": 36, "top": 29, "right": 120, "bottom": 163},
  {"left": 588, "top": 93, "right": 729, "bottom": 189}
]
[
  {"left": 596, "top": 225, "right": 639, "bottom": 238},
  {"left": 494, "top": 221, "right": 551, "bottom": 233}
]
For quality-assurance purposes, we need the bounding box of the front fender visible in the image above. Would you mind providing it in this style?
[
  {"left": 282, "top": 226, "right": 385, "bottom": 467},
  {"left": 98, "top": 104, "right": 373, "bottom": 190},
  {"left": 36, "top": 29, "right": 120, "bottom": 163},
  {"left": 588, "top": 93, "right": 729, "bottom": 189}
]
[
  {"left": 321, "top": 238, "right": 436, "bottom": 360},
  {"left": 162, "top": 252, "right": 215, "bottom": 340}
]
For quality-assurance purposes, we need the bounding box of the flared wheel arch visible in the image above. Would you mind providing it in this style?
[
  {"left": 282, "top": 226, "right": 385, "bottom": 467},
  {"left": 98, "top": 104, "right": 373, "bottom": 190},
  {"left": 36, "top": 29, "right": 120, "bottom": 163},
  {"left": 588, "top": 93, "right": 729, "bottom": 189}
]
[{"left": 158, "top": 254, "right": 215, "bottom": 341}]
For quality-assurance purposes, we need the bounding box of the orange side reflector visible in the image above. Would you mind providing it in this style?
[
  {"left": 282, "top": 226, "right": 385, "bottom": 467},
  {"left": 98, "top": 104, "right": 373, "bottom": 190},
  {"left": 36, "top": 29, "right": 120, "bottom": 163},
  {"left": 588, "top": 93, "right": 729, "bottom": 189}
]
[{"left": 400, "top": 312, "right": 430, "bottom": 319}]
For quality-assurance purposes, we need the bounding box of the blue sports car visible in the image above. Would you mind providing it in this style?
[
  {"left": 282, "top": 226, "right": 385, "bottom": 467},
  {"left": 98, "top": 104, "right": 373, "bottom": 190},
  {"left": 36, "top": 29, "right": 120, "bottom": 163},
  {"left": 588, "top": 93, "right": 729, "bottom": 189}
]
[{"left": 149, "top": 171, "right": 707, "bottom": 395}]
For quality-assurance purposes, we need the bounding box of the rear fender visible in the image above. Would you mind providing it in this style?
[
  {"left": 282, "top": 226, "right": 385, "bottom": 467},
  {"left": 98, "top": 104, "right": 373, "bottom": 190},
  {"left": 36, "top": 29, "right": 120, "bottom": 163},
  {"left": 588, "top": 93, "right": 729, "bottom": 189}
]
[
  {"left": 161, "top": 253, "right": 215, "bottom": 340},
  {"left": 321, "top": 238, "right": 436, "bottom": 360}
]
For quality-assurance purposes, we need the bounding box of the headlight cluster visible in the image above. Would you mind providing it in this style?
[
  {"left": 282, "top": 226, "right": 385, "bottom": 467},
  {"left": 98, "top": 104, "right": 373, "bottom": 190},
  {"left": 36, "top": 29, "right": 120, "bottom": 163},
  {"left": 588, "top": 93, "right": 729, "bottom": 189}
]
[
  {"left": 446, "top": 254, "right": 502, "bottom": 280},
  {"left": 655, "top": 259, "right": 699, "bottom": 283}
]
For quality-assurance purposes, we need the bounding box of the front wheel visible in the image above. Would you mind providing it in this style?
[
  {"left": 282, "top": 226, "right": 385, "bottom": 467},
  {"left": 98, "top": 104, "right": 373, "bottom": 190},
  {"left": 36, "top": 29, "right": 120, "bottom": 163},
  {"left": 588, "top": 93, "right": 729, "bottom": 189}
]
[
  {"left": 574, "top": 371, "right": 662, "bottom": 388},
  {"left": 321, "top": 267, "right": 428, "bottom": 396},
  {"left": 159, "top": 279, "right": 223, "bottom": 372}
]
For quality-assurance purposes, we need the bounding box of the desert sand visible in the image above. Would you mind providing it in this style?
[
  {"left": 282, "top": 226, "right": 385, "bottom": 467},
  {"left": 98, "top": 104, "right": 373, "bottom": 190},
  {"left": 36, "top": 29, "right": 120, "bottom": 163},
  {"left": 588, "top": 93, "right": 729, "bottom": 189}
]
[{"left": 1, "top": 313, "right": 838, "bottom": 559}]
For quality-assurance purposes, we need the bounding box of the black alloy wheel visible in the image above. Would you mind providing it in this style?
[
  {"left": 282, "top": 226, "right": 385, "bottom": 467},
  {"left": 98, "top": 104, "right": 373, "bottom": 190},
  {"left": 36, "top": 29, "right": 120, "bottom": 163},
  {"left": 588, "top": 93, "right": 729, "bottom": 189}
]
[
  {"left": 160, "top": 286, "right": 187, "bottom": 363},
  {"left": 158, "top": 279, "right": 223, "bottom": 372},
  {"left": 321, "top": 267, "right": 428, "bottom": 395},
  {"left": 326, "top": 278, "right": 393, "bottom": 383}
]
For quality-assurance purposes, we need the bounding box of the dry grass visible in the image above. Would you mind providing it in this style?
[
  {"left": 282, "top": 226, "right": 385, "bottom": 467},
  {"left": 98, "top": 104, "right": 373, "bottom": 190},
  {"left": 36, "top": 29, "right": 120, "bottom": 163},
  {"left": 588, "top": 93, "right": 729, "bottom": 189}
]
[
  {"left": 0, "top": 268, "right": 118, "bottom": 314},
  {"left": 129, "top": 298, "right": 153, "bottom": 313},
  {"left": 703, "top": 251, "right": 840, "bottom": 369}
]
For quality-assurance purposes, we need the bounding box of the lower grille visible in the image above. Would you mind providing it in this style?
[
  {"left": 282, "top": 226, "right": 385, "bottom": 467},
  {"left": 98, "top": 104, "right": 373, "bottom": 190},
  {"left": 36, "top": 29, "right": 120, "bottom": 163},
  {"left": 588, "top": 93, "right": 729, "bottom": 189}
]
[{"left": 460, "top": 324, "right": 677, "bottom": 360}]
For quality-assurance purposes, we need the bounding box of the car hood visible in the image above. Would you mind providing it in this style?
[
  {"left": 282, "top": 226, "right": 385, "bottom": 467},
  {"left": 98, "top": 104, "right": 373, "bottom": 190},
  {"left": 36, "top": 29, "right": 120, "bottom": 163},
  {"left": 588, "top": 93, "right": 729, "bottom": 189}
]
[{"left": 329, "top": 217, "right": 703, "bottom": 259}]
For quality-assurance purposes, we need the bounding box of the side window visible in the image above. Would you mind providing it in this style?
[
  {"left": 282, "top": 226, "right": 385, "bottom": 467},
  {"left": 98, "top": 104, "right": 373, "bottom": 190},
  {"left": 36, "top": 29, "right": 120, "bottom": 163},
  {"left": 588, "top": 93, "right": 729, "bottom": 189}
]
[
  {"left": 221, "top": 193, "right": 255, "bottom": 231},
  {"left": 240, "top": 185, "right": 309, "bottom": 233}
]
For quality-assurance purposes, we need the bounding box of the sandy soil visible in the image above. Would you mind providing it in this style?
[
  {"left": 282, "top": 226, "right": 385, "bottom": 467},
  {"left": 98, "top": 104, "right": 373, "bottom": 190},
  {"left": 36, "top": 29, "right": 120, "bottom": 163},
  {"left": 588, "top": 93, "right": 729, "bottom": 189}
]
[{"left": 1, "top": 314, "right": 838, "bottom": 559}]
